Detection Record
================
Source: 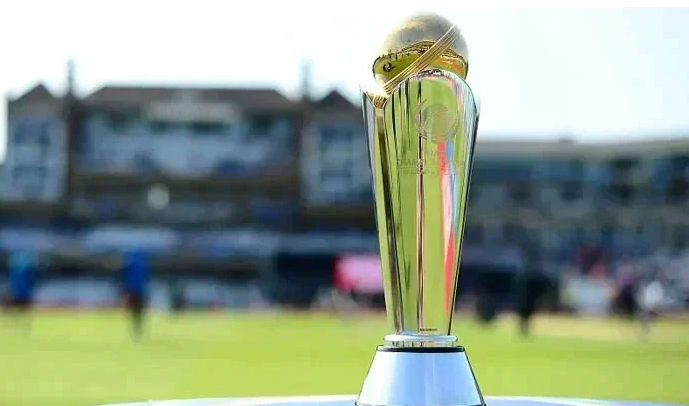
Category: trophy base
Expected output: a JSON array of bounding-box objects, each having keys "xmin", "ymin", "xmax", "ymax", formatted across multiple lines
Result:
[{"xmin": 356, "ymin": 345, "xmax": 485, "ymax": 406}]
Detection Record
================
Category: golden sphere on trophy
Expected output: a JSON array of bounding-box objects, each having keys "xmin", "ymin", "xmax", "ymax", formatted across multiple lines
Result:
[{"xmin": 372, "ymin": 12, "xmax": 469, "ymax": 88}]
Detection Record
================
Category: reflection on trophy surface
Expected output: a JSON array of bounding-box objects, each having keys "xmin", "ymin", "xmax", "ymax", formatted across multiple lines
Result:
[{"xmin": 357, "ymin": 12, "xmax": 483, "ymax": 406}]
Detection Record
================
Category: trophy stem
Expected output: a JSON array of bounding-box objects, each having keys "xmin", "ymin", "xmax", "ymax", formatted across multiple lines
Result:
[{"xmin": 384, "ymin": 333, "xmax": 457, "ymax": 347}]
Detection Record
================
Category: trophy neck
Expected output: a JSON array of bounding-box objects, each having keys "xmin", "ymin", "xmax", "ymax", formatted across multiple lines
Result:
[{"xmin": 384, "ymin": 333, "xmax": 458, "ymax": 348}]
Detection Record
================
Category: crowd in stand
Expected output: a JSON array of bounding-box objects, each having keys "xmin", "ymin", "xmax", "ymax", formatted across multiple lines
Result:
[{"xmin": 560, "ymin": 242, "xmax": 689, "ymax": 316}]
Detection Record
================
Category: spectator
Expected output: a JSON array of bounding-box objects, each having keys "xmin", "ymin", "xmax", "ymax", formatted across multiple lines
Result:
[
  {"xmin": 7, "ymin": 251, "xmax": 38, "ymax": 310},
  {"xmin": 121, "ymin": 249, "xmax": 150, "ymax": 340},
  {"xmin": 5, "ymin": 251, "xmax": 39, "ymax": 331}
]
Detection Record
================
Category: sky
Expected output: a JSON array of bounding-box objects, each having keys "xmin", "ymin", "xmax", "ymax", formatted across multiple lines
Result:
[{"xmin": 1, "ymin": 4, "xmax": 689, "ymax": 161}]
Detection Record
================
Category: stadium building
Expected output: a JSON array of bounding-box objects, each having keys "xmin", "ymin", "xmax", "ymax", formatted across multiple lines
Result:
[{"xmin": 1, "ymin": 62, "xmax": 688, "ymax": 309}]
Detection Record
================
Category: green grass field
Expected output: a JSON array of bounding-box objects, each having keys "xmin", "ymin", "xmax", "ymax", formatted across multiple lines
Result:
[{"xmin": 0, "ymin": 310, "xmax": 688, "ymax": 406}]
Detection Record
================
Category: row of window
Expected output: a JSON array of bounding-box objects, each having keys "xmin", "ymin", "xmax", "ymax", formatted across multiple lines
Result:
[
  {"xmin": 87, "ymin": 112, "xmax": 291, "ymax": 137},
  {"xmin": 69, "ymin": 193, "xmax": 297, "ymax": 227},
  {"xmin": 5, "ymin": 116, "xmax": 689, "ymax": 207},
  {"xmin": 463, "ymin": 221, "xmax": 687, "ymax": 256},
  {"xmin": 10, "ymin": 118, "xmax": 60, "ymax": 147},
  {"xmin": 471, "ymin": 181, "xmax": 689, "ymax": 206},
  {"xmin": 8, "ymin": 116, "xmax": 689, "ymax": 185},
  {"xmin": 472, "ymin": 156, "xmax": 689, "ymax": 185},
  {"xmin": 305, "ymin": 124, "xmax": 372, "ymax": 204},
  {"xmin": 0, "ymin": 165, "xmax": 63, "ymax": 201}
]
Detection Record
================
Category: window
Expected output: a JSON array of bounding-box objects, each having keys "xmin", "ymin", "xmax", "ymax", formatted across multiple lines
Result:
[
  {"xmin": 503, "ymin": 224, "xmax": 523, "ymax": 242},
  {"xmin": 610, "ymin": 183, "xmax": 634, "ymax": 203},
  {"xmin": 463, "ymin": 223, "xmax": 484, "ymax": 245},
  {"xmin": 671, "ymin": 225, "xmax": 689, "ymax": 250},
  {"xmin": 560, "ymin": 182, "xmax": 583, "ymax": 201},
  {"xmin": 473, "ymin": 159, "xmax": 532, "ymax": 183},
  {"xmin": 250, "ymin": 115, "xmax": 274, "ymax": 134},
  {"xmin": 11, "ymin": 166, "xmax": 46, "ymax": 197},
  {"xmin": 150, "ymin": 121, "xmax": 172, "ymax": 133},
  {"xmin": 468, "ymin": 186, "xmax": 481, "ymax": 205},
  {"xmin": 12, "ymin": 122, "xmax": 29, "ymax": 145},
  {"xmin": 250, "ymin": 198, "xmax": 295, "ymax": 225},
  {"xmin": 609, "ymin": 158, "xmax": 637, "ymax": 185},
  {"xmin": 510, "ymin": 183, "xmax": 531, "ymax": 204},
  {"xmin": 309, "ymin": 123, "xmax": 370, "ymax": 203},
  {"xmin": 190, "ymin": 121, "xmax": 225, "ymax": 135},
  {"xmin": 611, "ymin": 158, "xmax": 636, "ymax": 170},
  {"xmin": 651, "ymin": 158, "xmax": 671, "ymax": 184},
  {"xmin": 585, "ymin": 163, "xmax": 610, "ymax": 188},
  {"xmin": 532, "ymin": 159, "xmax": 584, "ymax": 183},
  {"xmin": 318, "ymin": 126, "xmax": 353, "ymax": 168},
  {"xmin": 669, "ymin": 177, "xmax": 688, "ymax": 202},
  {"xmin": 11, "ymin": 119, "xmax": 52, "ymax": 147},
  {"xmin": 38, "ymin": 121, "xmax": 51, "ymax": 147},
  {"xmin": 107, "ymin": 112, "xmax": 129, "ymax": 132},
  {"xmin": 668, "ymin": 155, "xmax": 689, "ymax": 173}
]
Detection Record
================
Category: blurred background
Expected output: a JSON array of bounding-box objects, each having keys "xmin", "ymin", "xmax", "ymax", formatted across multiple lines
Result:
[{"xmin": 1, "ymin": 4, "xmax": 688, "ymax": 406}]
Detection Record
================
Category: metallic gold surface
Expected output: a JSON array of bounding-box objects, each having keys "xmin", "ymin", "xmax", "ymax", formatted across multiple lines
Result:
[
  {"xmin": 370, "ymin": 12, "xmax": 469, "ymax": 107},
  {"xmin": 357, "ymin": 13, "xmax": 483, "ymax": 406},
  {"xmin": 362, "ymin": 69, "xmax": 479, "ymax": 344}
]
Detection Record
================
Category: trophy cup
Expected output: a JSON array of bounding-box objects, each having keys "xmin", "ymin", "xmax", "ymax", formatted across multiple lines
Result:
[{"xmin": 357, "ymin": 13, "xmax": 484, "ymax": 406}]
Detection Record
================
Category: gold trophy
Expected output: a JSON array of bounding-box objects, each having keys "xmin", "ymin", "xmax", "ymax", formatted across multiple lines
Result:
[{"xmin": 357, "ymin": 13, "xmax": 484, "ymax": 406}]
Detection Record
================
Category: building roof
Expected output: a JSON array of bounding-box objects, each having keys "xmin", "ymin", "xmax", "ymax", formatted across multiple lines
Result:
[
  {"xmin": 315, "ymin": 90, "xmax": 358, "ymax": 112},
  {"xmin": 475, "ymin": 134, "xmax": 689, "ymax": 159},
  {"xmin": 12, "ymin": 83, "xmax": 55, "ymax": 102},
  {"xmin": 7, "ymin": 83, "xmax": 62, "ymax": 116},
  {"xmin": 84, "ymin": 85, "xmax": 301, "ymax": 113}
]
